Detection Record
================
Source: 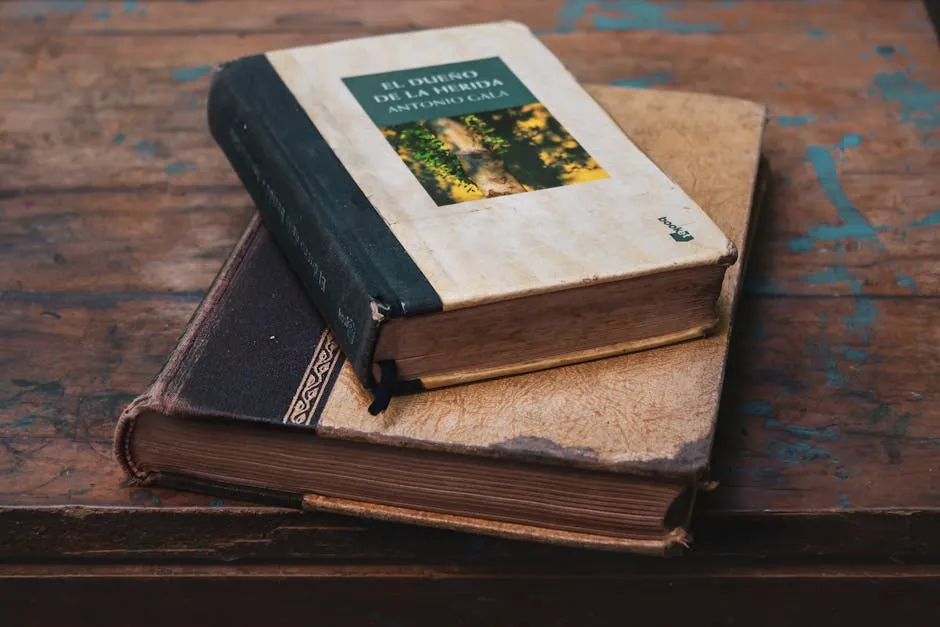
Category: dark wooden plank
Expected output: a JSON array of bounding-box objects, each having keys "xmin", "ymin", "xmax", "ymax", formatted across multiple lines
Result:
[
  {"xmin": 2, "ymin": 563, "xmax": 940, "ymax": 627},
  {"xmin": 3, "ymin": 506, "xmax": 940, "ymax": 563}
]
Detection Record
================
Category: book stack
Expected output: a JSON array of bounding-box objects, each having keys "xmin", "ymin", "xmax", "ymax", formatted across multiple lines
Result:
[{"xmin": 115, "ymin": 22, "xmax": 767, "ymax": 554}]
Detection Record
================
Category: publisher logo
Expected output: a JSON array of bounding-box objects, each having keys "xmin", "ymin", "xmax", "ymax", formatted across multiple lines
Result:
[{"xmin": 658, "ymin": 216, "xmax": 694, "ymax": 242}]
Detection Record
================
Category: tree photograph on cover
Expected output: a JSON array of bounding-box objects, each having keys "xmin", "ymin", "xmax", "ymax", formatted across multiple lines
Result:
[{"xmin": 381, "ymin": 102, "xmax": 609, "ymax": 206}]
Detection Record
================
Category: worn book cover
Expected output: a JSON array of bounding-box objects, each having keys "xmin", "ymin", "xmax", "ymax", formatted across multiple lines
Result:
[
  {"xmin": 118, "ymin": 84, "xmax": 767, "ymax": 554},
  {"xmin": 207, "ymin": 22, "xmax": 738, "ymax": 407}
]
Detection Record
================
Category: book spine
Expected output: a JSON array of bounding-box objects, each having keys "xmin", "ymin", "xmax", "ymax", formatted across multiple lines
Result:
[
  {"xmin": 207, "ymin": 60, "xmax": 384, "ymax": 387},
  {"xmin": 113, "ymin": 218, "xmax": 267, "ymax": 479}
]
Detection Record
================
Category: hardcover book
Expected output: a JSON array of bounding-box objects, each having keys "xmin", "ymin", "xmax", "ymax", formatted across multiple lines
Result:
[
  {"xmin": 207, "ymin": 22, "xmax": 739, "ymax": 410},
  {"xmin": 117, "ymin": 84, "xmax": 768, "ymax": 554}
]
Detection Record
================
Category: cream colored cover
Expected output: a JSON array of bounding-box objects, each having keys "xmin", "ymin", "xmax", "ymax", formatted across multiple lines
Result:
[
  {"xmin": 309, "ymin": 84, "xmax": 767, "ymax": 478},
  {"xmin": 265, "ymin": 22, "xmax": 736, "ymax": 311}
]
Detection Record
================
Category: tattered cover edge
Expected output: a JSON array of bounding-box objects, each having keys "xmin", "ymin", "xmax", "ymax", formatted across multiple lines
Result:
[
  {"xmin": 674, "ymin": 150, "xmax": 773, "ymax": 479},
  {"xmin": 301, "ymin": 493, "xmax": 688, "ymax": 555},
  {"xmin": 113, "ymin": 216, "xmax": 266, "ymax": 482},
  {"xmin": 627, "ymin": 150, "xmax": 771, "ymax": 479}
]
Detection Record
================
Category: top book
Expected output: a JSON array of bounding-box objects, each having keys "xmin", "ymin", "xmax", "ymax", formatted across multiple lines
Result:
[{"xmin": 207, "ymin": 21, "xmax": 737, "ymax": 411}]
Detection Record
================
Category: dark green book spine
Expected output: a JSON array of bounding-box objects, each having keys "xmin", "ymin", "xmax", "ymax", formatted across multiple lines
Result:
[{"xmin": 207, "ymin": 56, "xmax": 442, "ymax": 402}]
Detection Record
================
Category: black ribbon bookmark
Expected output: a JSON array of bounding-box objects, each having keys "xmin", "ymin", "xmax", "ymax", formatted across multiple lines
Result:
[{"xmin": 368, "ymin": 360, "xmax": 398, "ymax": 415}]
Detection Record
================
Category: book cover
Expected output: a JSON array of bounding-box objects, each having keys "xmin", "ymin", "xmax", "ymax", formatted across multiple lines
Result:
[
  {"xmin": 118, "ymin": 84, "xmax": 767, "ymax": 553},
  {"xmin": 207, "ymin": 22, "xmax": 738, "ymax": 405}
]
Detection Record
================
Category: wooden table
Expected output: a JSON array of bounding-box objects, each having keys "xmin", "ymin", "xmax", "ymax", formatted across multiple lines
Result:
[{"xmin": 2, "ymin": 1, "xmax": 939, "ymax": 624}]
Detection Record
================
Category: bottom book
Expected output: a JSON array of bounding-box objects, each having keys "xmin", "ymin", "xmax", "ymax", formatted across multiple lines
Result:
[{"xmin": 115, "ymin": 84, "xmax": 768, "ymax": 554}]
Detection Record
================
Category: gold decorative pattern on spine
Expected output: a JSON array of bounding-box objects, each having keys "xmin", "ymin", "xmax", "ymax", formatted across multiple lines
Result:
[{"xmin": 284, "ymin": 330, "xmax": 342, "ymax": 426}]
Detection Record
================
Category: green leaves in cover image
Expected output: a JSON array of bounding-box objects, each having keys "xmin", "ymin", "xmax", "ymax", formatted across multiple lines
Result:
[{"xmin": 381, "ymin": 103, "xmax": 608, "ymax": 206}]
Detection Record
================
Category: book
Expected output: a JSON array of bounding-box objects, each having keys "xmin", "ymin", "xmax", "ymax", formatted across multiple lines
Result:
[
  {"xmin": 207, "ymin": 21, "xmax": 739, "ymax": 411},
  {"xmin": 116, "ymin": 84, "xmax": 768, "ymax": 554}
]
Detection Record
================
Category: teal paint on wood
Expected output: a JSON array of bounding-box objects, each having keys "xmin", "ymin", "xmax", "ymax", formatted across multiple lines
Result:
[
  {"xmin": 172, "ymin": 65, "xmax": 213, "ymax": 83},
  {"xmin": 554, "ymin": 0, "xmax": 721, "ymax": 34},
  {"xmin": 611, "ymin": 71, "xmax": 674, "ymax": 88}
]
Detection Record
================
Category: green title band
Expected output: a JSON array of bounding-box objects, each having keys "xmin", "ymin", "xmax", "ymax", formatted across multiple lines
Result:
[{"xmin": 343, "ymin": 57, "xmax": 537, "ymax": 127}]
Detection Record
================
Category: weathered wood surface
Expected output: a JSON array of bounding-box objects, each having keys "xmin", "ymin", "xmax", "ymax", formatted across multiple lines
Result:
[{"xmin": 1, "ymin": 0, "xmax": 939, "ymax": 567}]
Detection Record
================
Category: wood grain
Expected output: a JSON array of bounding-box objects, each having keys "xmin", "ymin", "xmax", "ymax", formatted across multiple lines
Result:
[{"xmin": 1, "ymin": 0, "xmax": 939, "ymax": 573}]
